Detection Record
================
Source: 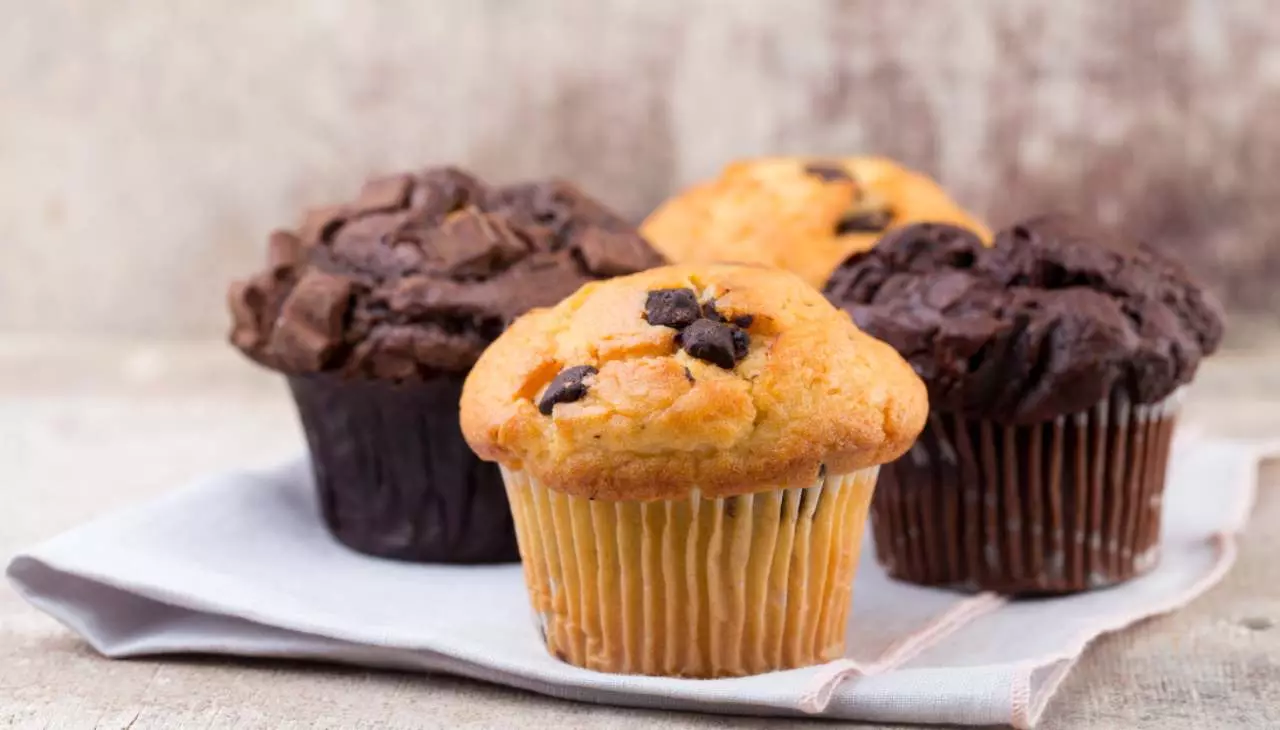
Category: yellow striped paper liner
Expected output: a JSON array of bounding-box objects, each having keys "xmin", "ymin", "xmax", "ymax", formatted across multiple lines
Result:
[{"xmin": 500, "ymin": 466, "xmax": 879, "ymax": 678}]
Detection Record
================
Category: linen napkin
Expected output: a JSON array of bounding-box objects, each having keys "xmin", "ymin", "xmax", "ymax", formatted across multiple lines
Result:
[{"xmin": 7, "ymin": 433, "xmax": 1271, "ymax": 728}]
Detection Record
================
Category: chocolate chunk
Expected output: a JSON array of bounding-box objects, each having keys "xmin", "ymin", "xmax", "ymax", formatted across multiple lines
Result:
[
  {"xmin": 732, "ymin": 328, "xmax": 750, "ymax": 359},
  {"xmin": 410, "ymin": 167, "xmax": 483, "ymax": 220},
  {"xmin": 268, "ymin": 271, "xmax": 354, "ymax": 372},
  {"xmin": 732, "ymin": 314, "xmax": 754, "ymax": 328},
  {"xmin": 267, "ymin": 230, "xmax": 303, "ymax": 271},
  {"xmin": 644, "ymin": 288, "xmax": 702, "ymax": 329},
  {"xmin": 575, "ymin": 228, "xmax": 663, "ymax": 276},
  {"xmin": 538, "ymin": 365, "xmax": 599, "ymax": 415},
  {"xmin": 676, "ymin": 319, "xmax": 738, "ymax": 369},
  {"xmin": 424, "ymin": 209, "xmax": 528, "ymax": 277},
  {"xmin": 353, "ymin": 175, "xmax": 412, "ymax": 214},
  {"xmin": 803, "ymin": 163, "xmax": 854, "ymax": 183},
  {"xmin": 683, "ymin": 366, "xmax": 695, "ymax": 383},
  {"xmin": 836, "ymin": 208, "xmax": 894, "ymax": 234},
  {"xmin": 228, "ymin": 279, "xmax": 266, "ymax": 350}
]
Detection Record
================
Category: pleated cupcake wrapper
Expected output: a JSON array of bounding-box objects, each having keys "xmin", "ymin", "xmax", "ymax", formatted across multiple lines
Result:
[
  {"xmin": 288, "ymin": 374, "xmax": 519, "ymax": 564},
  {"xmin": 500, "ymin": 466, "xmax": 879, "ymax": 678},
  {"xmin": 872, "ymin": 390, "xmax": 1183, "ymax": 595}
]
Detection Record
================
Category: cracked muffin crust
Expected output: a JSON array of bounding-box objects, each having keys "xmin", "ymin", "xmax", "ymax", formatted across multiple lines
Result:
[
  {"xmin": 460, "ymin": 263, "xmax": 928, "ymax": 500},
  {"xmin": 640, "ymin": 157, "xmax": 990, "ymax": 289}
]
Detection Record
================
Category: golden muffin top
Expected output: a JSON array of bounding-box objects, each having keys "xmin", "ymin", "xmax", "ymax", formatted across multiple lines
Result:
[
  {"xmin": 641, "ymin": 157, "xmax": 991, "ymax": 289},
  {"xmin": 460, "ymin": 263, "xmax": 927, "ymax": 501}
]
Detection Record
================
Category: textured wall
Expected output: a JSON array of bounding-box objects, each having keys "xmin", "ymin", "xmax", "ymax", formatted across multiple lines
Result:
[{"xmin": 2, "ymin": 0, "xmax": 1278, "ymax": 336}]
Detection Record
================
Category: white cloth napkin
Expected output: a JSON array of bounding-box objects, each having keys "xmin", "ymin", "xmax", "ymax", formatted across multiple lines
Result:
[{"xmin": 7, "ymin": 433, "xmax": 1271, "ymax": 728}]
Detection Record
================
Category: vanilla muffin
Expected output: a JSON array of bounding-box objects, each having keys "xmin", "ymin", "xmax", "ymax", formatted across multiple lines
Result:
[
  {"xmin": 641, "ymin": 157, "xmax": 990, "ymax": 289},
  {"xmin": 461, "ymin": 263, "xmax": 927, "ymax": 677}
]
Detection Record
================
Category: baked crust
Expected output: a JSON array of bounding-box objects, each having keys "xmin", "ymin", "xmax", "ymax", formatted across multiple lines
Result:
[
  {"xmin": 461, "ymin": 263, "xmax": 928, "ymax": 500},
  {"xmin": 641, "ymin": 156, "xmax": 990, "ymax": 289}
]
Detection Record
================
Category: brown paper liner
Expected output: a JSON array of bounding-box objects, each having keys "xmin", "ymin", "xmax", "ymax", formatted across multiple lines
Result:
[
  {"xmin": 289, "ymin": 373, "xmax": 519, "ymax": 564},
  {"xmin": 500, "ymin": 467, "xmax": 879, "ymax": 677},
  {"xmin": 871, "ymin": 390, "xmax": 1181, "ymax": 595}
]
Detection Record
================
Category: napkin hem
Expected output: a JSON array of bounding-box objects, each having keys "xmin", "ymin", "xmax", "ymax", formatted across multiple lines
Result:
[
  {"xmin": 797, "ymin": 591, "xmax": 1006, "ymax": 712},
  {"xmin": 1014, "ymin": 506, "xmax": 1250, "ymax": 727}
]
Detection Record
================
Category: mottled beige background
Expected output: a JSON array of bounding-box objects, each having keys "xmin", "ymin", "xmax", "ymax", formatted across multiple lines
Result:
[{"xmin": 2, "ymin": 0, "xmax": 1278, "ymax": 338}]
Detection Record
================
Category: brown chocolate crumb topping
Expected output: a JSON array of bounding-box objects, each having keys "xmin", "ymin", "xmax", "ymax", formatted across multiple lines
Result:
[{"xmin": 228, "ymin": 167, "xmax": 663, "ymax": 379}]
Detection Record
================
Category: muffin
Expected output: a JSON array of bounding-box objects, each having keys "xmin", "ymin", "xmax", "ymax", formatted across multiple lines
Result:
[
  {"xmin": 460, "ymin": 263, "xmax": 927, "ymax": 677},
  {"xmin": 228, "ymin": 166, "xmax": 664, "ymax": 563},
  {"xmin": 824, "ymin": 216, "xmax": 1225, "ymax": 594},
  {"xmin": 641, "ymin": 156, "xmax": 990, "ymax": 289}
]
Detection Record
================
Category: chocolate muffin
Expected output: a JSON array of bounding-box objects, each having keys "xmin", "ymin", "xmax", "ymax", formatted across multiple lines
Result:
[
  {"xmin": 228, "ymin": 166, "xmax": 663, "ymax": 563},
  {"xmin": 824, "ymin": 215, "xmax": 1224, "ymax": 594}
]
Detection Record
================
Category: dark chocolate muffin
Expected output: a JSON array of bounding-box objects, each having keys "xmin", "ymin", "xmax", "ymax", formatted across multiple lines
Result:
[
  {"xmin": 824, "ymin": 215, "xmax": 1224, "ymax": 594},
  {"xmin": 229, "ymin": 166, "xmax": 663, "ymax": 563}
]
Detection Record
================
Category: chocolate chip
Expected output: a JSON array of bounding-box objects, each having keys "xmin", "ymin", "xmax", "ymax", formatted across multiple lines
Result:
[
  {"xmin": 803, "ymin": 162, "xmax": 853, "ymax": 183},
  {"xmin": 676, "ymin": 319, "xmax": 738, "ymax": 369},
  {"xmin": 538, "ymin": 365, "xmax": 598, "ymax": 415},
  {"xmin": 732, "ymin": 328, "xmax": 750, "ymax": 359},
  {"xmin": 836, "ymin": 208, "xmax": 894, "ymax": 234},
  {"xmin": 644, "ymin": 288, "xmax": 701, "ymax": 329},
  {"xmin": 683, "ymin": 366, "xmax": 695, "ymax": 383},
  {"xmin": 732, "ymin": 314, "xmax": 754, "ymax": 328}
]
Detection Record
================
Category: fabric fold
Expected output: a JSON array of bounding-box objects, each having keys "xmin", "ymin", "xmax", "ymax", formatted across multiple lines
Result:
[{"xmin": 7, "ymin": 435, "xmax": 1271, "ymax": 728}]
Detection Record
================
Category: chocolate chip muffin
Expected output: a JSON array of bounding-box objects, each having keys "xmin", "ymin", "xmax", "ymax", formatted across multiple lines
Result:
[
  {"xmin": 461, "ymin": 263, "xmax": 927, "ymax": 677},
  {"xmin": 228, "ymin": 166, "xmax": 663, "ymax": 563},
  {"xmin": 824, "ymin": 215, "xmax": 1225, "ymax": 594},
  {"xmin": 641, "ymin": 156, "xmax": 990, "ymax": 289}
]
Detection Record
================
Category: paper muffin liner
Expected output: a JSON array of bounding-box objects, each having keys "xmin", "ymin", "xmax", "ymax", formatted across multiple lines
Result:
[
  {"xmin": 288, "ymin": 373, "xmax": 519, "ymax": 564},
  {"xmin": 499, "ymin": 465, "xmax": 879, "ymax": 678},
  {"xmin": 871, "ymin": 389, "xmax": 1183, "ymax": 595}
]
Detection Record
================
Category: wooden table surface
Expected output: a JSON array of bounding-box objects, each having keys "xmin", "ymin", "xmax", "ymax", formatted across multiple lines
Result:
[{"xmin": 3, "ymin": 340, "xmax": 1279, "ymax": 729}]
